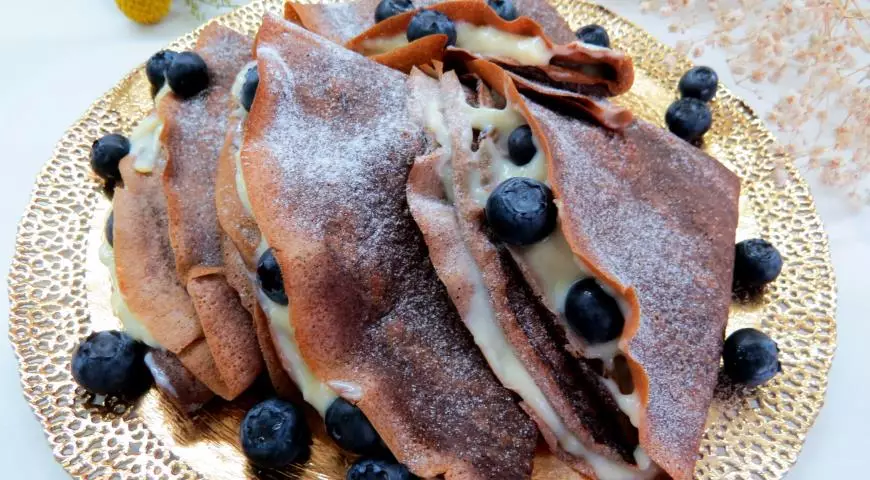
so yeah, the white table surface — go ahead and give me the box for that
[0,0,865,477]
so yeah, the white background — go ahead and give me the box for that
[0,0,865,477]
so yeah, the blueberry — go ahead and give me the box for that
[564,279,624,344]
[90,134,131,183]
[240,398,310,468]
[240,65,259,112]
[347,458,413,480]
[375,0,414,22]
[407,10,457,47]
[722,328,781,386]
[507,125,536,166]
[325,398,386,456]
[145,50,178,93]
[733,238,783,290]
[485,177,557,246]
[257,248,289,305]
[575,24,610,48]
[167,52,209,99]
[678,66,718,102]
[665,98,712,142]
[487,0,518,21]
[71,330,151,396]
[106,211,114,247]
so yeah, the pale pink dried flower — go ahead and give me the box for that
[639,0,870,203]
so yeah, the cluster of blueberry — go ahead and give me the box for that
[665,66,719,143]
[89,47,215,201]
[241,396,411,478]
[145,49,210,99]
[71,328,411,478]
[726,238,785,387]
[73,248,412,479]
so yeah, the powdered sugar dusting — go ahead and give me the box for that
[254,41,416,247]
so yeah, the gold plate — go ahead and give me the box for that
[7,1,837,478]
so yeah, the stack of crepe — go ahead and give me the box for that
[102,1,739,479]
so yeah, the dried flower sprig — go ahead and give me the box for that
[640,0,869,203]
[185,0,237,20]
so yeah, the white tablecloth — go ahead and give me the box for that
[0,0,864,477]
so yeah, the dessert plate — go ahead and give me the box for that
[7,0,836,478]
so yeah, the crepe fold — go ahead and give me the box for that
[406,60,739,480]
[239,14,539,479]
[113,24,264,402]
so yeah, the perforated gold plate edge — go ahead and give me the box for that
[7,1,837,479]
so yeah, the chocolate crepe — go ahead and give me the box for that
[240,14,538,479]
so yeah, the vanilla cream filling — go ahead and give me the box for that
[455,23,553,65]
[231,64,256,216]
[423,98,455,202]
[102,109,166,347]
[253,240,337,416]
[130,113,165,174]
[234,149,253,215]
[362,22,553,65]
[100,232,160,348]
[361,34,412,55]
[231,67,339,414]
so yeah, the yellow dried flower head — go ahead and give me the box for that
[115,0,171,24]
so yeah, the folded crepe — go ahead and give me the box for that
[160,24,264,401]
[284,0,576,44]
[406,60,739,480]
[345,0,634,97]
[237,14,539,478]
[109,24,262,403]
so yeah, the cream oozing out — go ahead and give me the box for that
[422,94,658,480]
[362,22,553,66]
[252,239,337,416]
[100,238,160,348]
[231,65,339,416]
